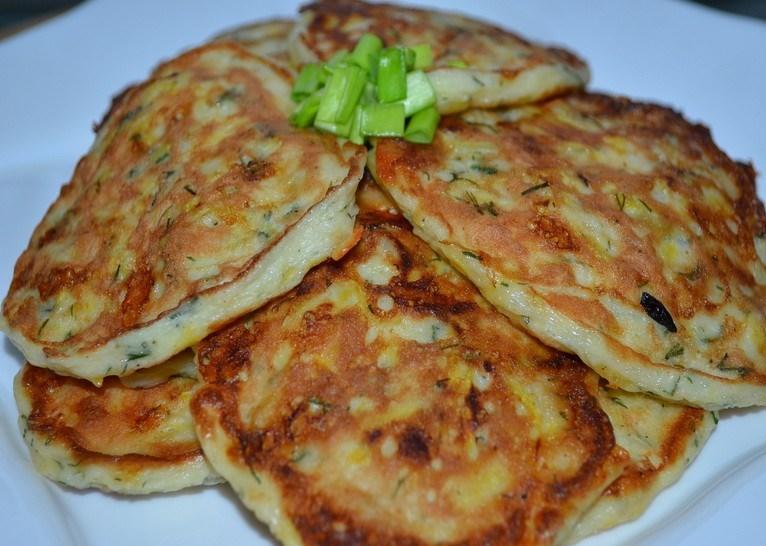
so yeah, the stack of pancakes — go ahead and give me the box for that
[3,1,764,544]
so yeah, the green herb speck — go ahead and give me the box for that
[665,344,684,360]
[521,181,550,196]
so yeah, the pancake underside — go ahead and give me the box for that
[14,361,221,494]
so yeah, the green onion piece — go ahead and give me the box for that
[412,44,433,69]
[362,102,405,137]
[315,114,354,138]
[350,33,383,73]
[289,92,322,128]
[398,71,436,116]
[349,105,364,145]
[316,65,367,125]
[404,48,416,70]
[326,49,350,67]
[376,48,407,103]
[447,59,467,68]
[292,63,323,102]
[404,106,440,143]
[335,65,367,124]
[362,81,376,105]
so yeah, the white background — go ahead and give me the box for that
[1,1,765,544]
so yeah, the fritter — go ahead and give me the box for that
[14,352,220,494]
[192,211,627,546]
[372,92,766,409]
[290,0,588,114]
[1,42,365,383]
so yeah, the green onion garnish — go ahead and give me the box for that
[377,48,407,103]
[349,33,383,73]
[292,63,323,102]
[289,33,441,144]
[404,106,440,144]
[316,64,366,126]
[398,71,436,116]
[362,103,405,137]
[404,47,416,70]
[412,44,433,70]
[349,105,364,145]
[289,92,322,128]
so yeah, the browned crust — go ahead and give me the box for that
[296,0,587,71]
[603,406,708,498]
[3,41,365,364]
[192,213,627,545]
[374,92,766,389]
[19,364,202,468]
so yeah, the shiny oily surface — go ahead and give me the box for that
[192,212,627,546]
[1,41,365,383]
[290,0,589,114]
[14,352,220,494]
[372,92,766,409]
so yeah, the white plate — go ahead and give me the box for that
[1,1,765,544]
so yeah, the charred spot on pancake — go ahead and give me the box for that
[197,323,258,384]
[398,425,431,462]
[239,157,275,181]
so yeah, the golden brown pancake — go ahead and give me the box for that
[1,41,365,383]
[371,92,766,409]
[14,352,220,494]
[290,0,589,113]
[192,210,627,546]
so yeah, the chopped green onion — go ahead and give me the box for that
[377,48,407,103]
[288,33,442,145]
[447,59,468,68]
[398,71,436,116]
[350,33,383,73]
[349,105,364,145]
[335,65,367,123]
[326,49,350,67]
[316,65,367,125]
[292,64,323,102]
[404,106,440,144]
[362,103,405,137]
[404,48,416,70]
[289,92,322,128]
[315,114,354,138]
[412,44,433,70]
[362,81,376,105]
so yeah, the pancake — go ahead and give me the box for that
[14,352,220,494]
[569,388,715,541]
[290,0,588,114]
[371,92,766,410]
[1,41,365,384]
[354,179,715,540]
[213,19,294,65]
[191,209,627,546]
